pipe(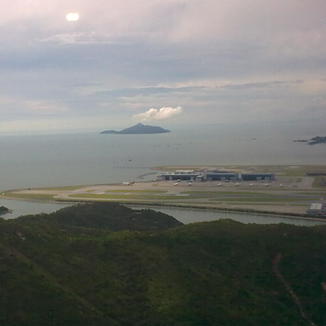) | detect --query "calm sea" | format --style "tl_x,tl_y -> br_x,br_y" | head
0,126 -> 325,191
